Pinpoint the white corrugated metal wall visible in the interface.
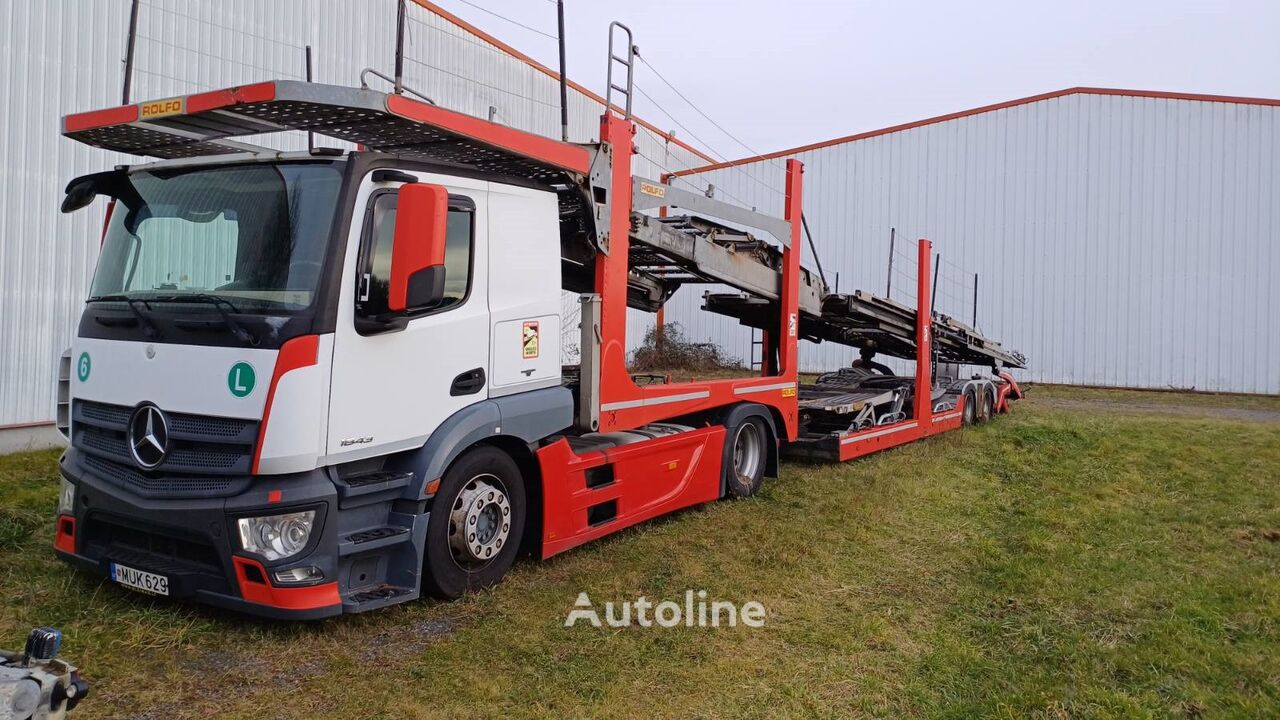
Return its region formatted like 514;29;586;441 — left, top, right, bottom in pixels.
672;93;1280;394
0;0;708;429
4;5;1276;437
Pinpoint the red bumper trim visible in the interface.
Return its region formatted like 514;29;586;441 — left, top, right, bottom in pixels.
231;556;339;611
54;515;76;554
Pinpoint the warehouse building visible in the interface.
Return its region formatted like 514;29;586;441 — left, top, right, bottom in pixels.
669;89;1280;394
1;0;1276;451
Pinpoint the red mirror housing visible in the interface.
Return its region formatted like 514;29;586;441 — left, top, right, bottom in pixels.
388;183;449;312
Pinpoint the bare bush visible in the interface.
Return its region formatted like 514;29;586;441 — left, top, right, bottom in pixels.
630;322;743;372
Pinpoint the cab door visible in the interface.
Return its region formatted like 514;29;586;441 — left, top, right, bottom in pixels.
326;171;490;461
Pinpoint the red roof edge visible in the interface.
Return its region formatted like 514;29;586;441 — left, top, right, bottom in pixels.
411;0;714;163
672;86;1280;177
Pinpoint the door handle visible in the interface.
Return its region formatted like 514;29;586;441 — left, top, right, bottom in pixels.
450;368;486;396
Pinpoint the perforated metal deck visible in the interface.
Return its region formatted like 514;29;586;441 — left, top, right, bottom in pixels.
63;80;590;184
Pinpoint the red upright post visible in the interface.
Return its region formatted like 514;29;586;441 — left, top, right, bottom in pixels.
914;239;933;427
593;112;638;429
778;159;803;377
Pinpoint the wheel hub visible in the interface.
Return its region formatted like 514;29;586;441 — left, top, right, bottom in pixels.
448;475;511;565
732;422;763;481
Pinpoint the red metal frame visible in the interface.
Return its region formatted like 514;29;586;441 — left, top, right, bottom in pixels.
591;115;804;440
387;95;590;174
185;81;277;114
834;239;965;461
63;104;139;133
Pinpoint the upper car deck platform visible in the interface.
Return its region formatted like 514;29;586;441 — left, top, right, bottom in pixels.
62;80;590;184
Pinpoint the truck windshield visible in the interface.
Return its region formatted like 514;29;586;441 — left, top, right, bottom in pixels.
88;162;342;311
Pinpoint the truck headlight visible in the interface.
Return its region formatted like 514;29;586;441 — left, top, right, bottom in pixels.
57;478;76;516
236;511;316;562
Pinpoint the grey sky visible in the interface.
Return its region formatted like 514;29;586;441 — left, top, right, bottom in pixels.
431;0;1279;161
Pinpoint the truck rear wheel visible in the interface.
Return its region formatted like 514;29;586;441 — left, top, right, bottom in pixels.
422;445;526;599
976;388;994;424
723;416;768;498
962;388;977;426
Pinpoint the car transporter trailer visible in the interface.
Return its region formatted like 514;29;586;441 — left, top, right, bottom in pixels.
51;30;1024;618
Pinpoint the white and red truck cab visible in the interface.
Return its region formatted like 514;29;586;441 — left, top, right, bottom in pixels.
52;75;1022;619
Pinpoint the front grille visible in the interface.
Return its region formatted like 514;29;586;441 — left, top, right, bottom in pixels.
167;446;243;470
72;399;258;477
82;454;250;498
168;414;255;438
78;424;130;457
80;401;132;427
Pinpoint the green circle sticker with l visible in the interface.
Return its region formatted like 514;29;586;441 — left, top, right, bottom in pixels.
227;362;256;398
77;352;91;382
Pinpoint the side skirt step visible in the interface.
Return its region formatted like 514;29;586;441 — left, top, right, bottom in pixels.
339;526;413;556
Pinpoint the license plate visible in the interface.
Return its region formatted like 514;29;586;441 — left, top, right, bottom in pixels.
109;562;170;596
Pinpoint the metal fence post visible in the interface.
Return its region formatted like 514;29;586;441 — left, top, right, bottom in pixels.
885;227;896;298
972;272;979;327
394;0;406;95
557;0;569;142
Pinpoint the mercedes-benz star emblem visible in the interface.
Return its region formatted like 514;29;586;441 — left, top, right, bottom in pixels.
127;405;169;470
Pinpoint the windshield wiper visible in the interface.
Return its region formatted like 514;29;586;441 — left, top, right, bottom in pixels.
155;293;259;346
87;294;163;340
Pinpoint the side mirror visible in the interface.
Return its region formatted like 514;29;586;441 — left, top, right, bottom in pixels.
388;183;449;312
61;169;137;214
61;179;98;214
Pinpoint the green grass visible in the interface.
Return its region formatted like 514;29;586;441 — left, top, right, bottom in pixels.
2;388;1278;719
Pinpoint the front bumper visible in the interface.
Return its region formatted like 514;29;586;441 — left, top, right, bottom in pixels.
55;449;343;620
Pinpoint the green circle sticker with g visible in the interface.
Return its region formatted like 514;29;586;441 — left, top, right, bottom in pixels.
227;362;256;398
77;352;91;382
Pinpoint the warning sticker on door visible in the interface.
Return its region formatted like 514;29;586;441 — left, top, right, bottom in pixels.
522;321;540;359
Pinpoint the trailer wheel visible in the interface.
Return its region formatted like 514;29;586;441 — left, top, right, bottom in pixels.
723;416;768;498
962;388;977;427
976;388;995;424
422;445;526;599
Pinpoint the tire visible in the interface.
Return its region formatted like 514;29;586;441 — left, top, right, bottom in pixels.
961;388;977;427
976;387;995;424
723;415;768;498
422;445;526;599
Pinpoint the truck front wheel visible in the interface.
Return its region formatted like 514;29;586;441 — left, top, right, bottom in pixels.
422;445;526;599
